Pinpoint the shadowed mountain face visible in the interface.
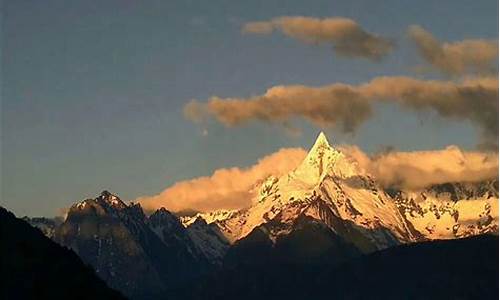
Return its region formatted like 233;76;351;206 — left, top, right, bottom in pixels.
224;215;363;268
0;207;125;300
53;191;222;299
54;193;166;299
188;234;499;300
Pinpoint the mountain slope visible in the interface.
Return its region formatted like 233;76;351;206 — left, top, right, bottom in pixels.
0;206;125;300
224;214;362;268
55;191;165;298
189;234;498;300
54;191;205;299
313;234;498;300
185;217;230;265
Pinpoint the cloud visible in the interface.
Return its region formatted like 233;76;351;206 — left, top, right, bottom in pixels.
138;144;497;213
242;21;274;34
184;99;210;123
138;148;307;213
185;76;499;146
242;16;394;60
408;25;498;76
185;83;373;133
341;145;499;189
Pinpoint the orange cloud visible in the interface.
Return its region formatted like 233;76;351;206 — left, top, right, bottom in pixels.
138;148;307;213
242;16;394;60
341;145;499;189
185;76;498;147
138;144;497;213
408;25;498;76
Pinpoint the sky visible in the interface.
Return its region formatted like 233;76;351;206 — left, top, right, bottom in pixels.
1;0;498;217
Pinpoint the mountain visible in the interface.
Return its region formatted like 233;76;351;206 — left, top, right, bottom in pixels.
16;132;498;299
210;132;424;267
187;132;420;256
184;217;230;265
185;132;498;256
53;190;218;299
390;180;499;239
223;214;363;268
189;234;498;300
54;191;165;298
50;191;230;299
0;206;125;300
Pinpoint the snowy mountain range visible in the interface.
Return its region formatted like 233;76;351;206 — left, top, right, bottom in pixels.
24;132;498;299
182;132;498;249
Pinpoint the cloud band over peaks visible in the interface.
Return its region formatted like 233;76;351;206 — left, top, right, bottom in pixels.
138;145;498;213
342;145;499;189
138;148;307;213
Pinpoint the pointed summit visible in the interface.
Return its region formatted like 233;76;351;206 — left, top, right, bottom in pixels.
307;131;333;159
313;131;330;148
293;131;362;183
292;132;339;184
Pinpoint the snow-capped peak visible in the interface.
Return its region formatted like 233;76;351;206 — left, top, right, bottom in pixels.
311;131;330;150
293;132;361;186
208;132;415;246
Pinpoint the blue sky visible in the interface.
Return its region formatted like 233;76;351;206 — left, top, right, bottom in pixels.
1;0;498;216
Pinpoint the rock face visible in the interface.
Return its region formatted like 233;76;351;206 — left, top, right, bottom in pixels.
53;191;223;299
185;217;230;265
55;191;165;298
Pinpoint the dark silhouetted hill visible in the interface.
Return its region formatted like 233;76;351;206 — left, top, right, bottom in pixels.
187;234;498;300
0;207;126;300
